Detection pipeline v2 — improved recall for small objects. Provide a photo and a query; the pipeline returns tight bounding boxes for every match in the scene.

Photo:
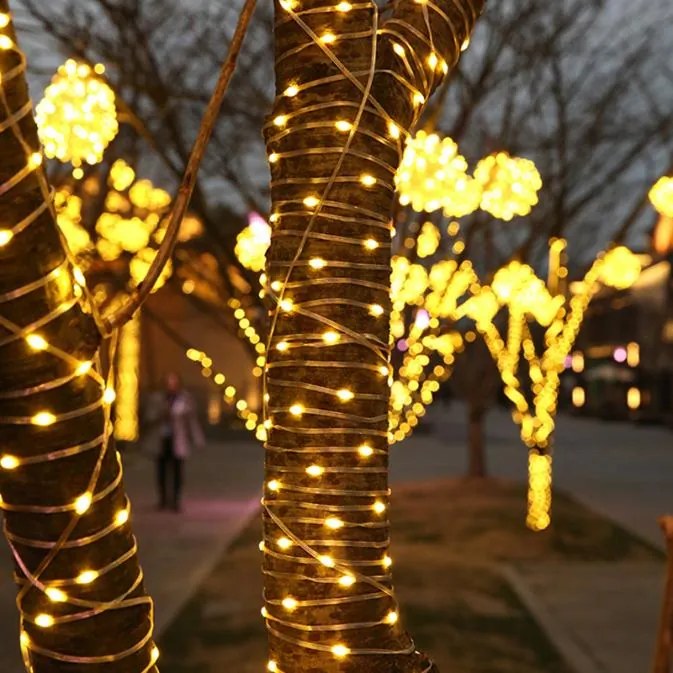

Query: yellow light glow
[282,597,299,611]
[320,32,337,44]
[74,493,92,515]
[36,59,118,167]
[336,388,354,401]
[284,84,299,97]
[364,238,379,250]
[319,554,335,568]
[335,120,353,132]
[45,588,67,603]
[358,444,374,457]
[527,453,552,531]
[360,174,376,187]
[388,121,401,139]
[331,644,351,659]
[0,35,13,50]
[0,229,14,246]
[0,12,9,28]
[268,661,278,673]
[103,387,117,405]
[290,403,305,417]
[76,570,99,585]
[373,501,386,514]
[385,610,399,624]
[325,516,344,529]
[323,331,340,345]
[273,115,288,127]
[0,455,20,470]
[151,646,160,665]
[339,574,356,587]
[627,387,641,410]
[336,0,352,10]
[649,176,673,218]
[382,554,392,568]
[268,480,281,492]
[571,387,585,408]
[306,464,324,477]
[277,536,293,550]
[276,341,290,352]
[32,411,56,427]
[599,246,641,290]
[369,304,385,317]
[309,257,327,269]
[114,312,140,441]
[76,361,93,376]
[115,508,130,526]
[34,614,54,629]
[25,333,48,351]
[279,298,294,313]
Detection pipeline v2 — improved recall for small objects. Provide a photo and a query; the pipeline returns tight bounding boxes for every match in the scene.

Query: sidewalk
[0,437,263,673]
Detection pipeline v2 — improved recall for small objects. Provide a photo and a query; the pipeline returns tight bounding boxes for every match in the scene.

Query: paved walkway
[394,403,672,673]
[0,438,263,673]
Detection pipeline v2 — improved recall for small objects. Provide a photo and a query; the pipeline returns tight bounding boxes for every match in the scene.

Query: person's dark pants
[157,437,183,511]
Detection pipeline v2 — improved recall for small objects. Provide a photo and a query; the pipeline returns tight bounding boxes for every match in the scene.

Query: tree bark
[262,1,485,672]
[466,403,487,479]
[0,6,156,672]
[652,516,673,673]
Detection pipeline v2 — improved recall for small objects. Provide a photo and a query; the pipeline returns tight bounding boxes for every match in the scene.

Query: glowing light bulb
[26,333,48,351]
[259,541,266,552]
[385,610,399,624]
[103,387,116,404]
[76,361,93,376]
[277,536,292,550]
[279,298,294,312]
[268,480,281,492]
[413,91,425,106]
[336,0,352,10]
[382,554,392,568]
[321,32,336,44]
[336,389,354,401]
[273,115,288,127]
[309,257,326,270]
[369,304,385,317]
[268,661,278,673]
[261,606,268,618]
[427,52,439,69]
[0,455,19,470]
[306,464,324,477]
[45,587,67,603]
[28,152,43,169]
[0,35,13,50]
[358,445,374,458]
[332,644,351,659]
[364,238,379,250]
[378,365,389,376]
[0,13,9,28]
[319,554,335,568]
[34,614,54,628]
[339,574,356,587]
[303,195,320,208]
[32,411,56,427]
[0,229,13,246]
[76,570,98,585]
[151,646,160,664]
[325,516,344,530]
[323,331,340,345]
[335,120,353,133]
[393,43,405,57]
[282,596,298,611]
[388,121,401,139]
[115,508,130,526]
[290,403,305,417]
[284,84,299,97]
[74,492,92,515]
[373,500,386,514]
[269,152,280,164]
[360,174,376,187]
[276,341,290,352]
[461,38,471,51]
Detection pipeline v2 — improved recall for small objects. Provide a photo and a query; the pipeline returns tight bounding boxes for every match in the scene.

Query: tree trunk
[467,403,487,479]
[652,516,673,673]
[0,6,156,672]
[262,1,485,672]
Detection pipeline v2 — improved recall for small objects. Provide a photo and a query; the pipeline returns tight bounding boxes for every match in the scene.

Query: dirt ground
[158,478,658,673]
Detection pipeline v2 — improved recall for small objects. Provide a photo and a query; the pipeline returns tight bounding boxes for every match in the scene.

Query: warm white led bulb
[321,32,336,44]
[269,152,280,164]
[388,121,401,139]
[279,298,294,313]
[282,596,298,611]
[382,554,392,568]
[325,516,344,530]
[268,479,281,492]
[103,387,117,404]
[319,554,335,568]
[115,508,130,526]
[338,574,356,587]
[369,304,385,317]
[309,257,326,270]
[0,229,13,246]
[336,389,354,402]
[360,174,376,187]
[358,445,374,458]
[76,361,93,376]
[277,536,292,550]
[276,341,290,352]
[306,464,324,477]
[273,115,288,127]
[32,411,56,427]
[336,1,352,11]
[323,331,340,345]
[34,613,54,628]
[385,610,399,624]
[290,404,305,417]
[331,644,351,658]
[335,120,353,133]
[26,333,48,351]
[268,661,279,673]
[0,455,20,470]
[284,84,299,97]
[364,238,379,250]
[45,587,67,603]
[28,152,43,169]
[74,492,92,515]
[373,500,386,514]
[76,570,99,585]
[303,195,320,208]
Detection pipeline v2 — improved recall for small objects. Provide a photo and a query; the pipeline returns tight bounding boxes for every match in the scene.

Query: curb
[501,565,605,673]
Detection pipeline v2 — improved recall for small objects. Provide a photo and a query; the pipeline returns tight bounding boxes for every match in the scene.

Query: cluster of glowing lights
[235,212,272,272]
[649,176,673,218]
[598,246,642,290]
[527,453,552,531]
[396,131,480,216]
[114,312,140,441]
[35,59,118,167]
[474,152,542,221]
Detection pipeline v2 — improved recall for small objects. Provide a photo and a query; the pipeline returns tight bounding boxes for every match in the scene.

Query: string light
[0,14,158,671]
[649,176,673,218]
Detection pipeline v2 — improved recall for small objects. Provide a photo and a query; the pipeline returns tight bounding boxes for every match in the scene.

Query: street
[0,404,671,672]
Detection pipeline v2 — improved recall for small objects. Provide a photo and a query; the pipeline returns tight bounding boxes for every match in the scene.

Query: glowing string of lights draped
[261,0,484,670]
[0,9,157,671]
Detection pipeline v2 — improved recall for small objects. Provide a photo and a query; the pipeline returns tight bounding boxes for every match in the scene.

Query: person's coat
[144,390,205,459]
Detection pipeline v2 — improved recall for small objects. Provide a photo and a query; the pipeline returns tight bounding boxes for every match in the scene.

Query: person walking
[153,372,204,512]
